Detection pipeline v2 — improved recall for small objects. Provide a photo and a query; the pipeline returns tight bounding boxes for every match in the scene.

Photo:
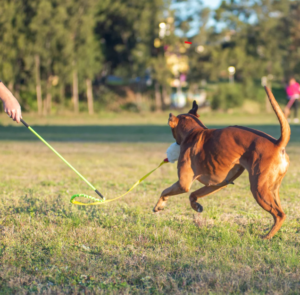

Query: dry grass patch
[0,127,299,293]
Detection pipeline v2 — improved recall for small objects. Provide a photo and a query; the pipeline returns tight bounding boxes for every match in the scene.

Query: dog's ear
[168,113,179,128]
[188,100,199,117]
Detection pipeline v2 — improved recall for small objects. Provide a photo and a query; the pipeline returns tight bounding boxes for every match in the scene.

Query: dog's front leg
[189,185,226,213]
[190,167,245,212]
[153,180,191,212]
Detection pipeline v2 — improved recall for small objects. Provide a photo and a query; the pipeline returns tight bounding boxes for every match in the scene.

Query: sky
[202,0,222,10]
[171,0,223,37]
[202,0,223,31]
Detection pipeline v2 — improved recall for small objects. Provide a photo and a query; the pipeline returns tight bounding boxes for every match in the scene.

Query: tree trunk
[86,78,94,115]
[14,89,20,101]
[8,82,20,101]
[136,91,142,106]
[46,77,52,115]
[8,82,14,91]
[43,98,47,116]
[135,82,142,107]
[35,55,42,115]
[155,82,162,111]
[60,83,65,108]
[266,63,273,113]
[162,85,170,109]
[265,80,272,113]
[265,95,272,113]
[72,67,79,113]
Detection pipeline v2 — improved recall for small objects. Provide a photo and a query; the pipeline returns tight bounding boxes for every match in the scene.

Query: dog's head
[169,101,205,144]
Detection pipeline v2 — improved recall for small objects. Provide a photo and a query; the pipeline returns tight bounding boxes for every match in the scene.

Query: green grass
[0,108,292,126]
[0,112,299,294]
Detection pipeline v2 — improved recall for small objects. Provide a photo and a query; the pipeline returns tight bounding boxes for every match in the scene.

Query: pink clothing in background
[286,82,300,98]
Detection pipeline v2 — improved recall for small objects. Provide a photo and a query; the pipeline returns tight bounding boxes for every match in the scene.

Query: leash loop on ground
[70,160,168,206]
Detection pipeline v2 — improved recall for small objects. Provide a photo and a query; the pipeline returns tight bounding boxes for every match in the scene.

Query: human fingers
[15,108,21,123]
[11,109,16,120]
[6,108,12,117]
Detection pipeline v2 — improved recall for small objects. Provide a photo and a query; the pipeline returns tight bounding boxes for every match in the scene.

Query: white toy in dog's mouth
[165,142,180,163]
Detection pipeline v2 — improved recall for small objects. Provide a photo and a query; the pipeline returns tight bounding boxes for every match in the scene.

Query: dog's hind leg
[250,175,286,239]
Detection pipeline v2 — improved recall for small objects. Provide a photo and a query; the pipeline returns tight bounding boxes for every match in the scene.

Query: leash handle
[21,119,29,128]
[20,119,104,199]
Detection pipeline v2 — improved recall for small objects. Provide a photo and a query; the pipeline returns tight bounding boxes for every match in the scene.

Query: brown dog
[154,87,290,239]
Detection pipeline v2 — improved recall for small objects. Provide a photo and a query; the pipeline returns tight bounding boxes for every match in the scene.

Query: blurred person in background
[285,77,300,123]
[0,80,22,123]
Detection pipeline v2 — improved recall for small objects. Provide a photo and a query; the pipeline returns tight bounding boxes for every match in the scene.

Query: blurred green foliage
[0,0,300,112]
[211,83,243,110]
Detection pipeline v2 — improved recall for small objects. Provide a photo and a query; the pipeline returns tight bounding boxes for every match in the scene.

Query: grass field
[0,111,299,294]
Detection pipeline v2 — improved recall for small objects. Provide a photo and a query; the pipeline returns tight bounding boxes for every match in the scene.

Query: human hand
[3,96,22,123]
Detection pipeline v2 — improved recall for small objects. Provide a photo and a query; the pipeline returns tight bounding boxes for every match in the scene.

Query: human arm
[0,81,22,123]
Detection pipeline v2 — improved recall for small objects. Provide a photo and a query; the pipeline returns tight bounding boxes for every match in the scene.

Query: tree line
[0,0,170,114]
[0,0,299,114]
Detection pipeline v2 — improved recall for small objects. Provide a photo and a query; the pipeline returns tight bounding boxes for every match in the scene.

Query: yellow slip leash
[19,118,168,206]
[70,160,168,206]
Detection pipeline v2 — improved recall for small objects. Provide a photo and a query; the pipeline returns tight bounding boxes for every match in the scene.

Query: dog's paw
[261,234,272,240]
[196,203,203,213]
[153,206,164,213]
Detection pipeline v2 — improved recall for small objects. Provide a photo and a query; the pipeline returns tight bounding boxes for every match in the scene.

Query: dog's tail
[264,86,291,148]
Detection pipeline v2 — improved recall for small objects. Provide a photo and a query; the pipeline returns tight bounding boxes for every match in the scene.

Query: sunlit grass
[0,109,293,126]
[0,116,299,293]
